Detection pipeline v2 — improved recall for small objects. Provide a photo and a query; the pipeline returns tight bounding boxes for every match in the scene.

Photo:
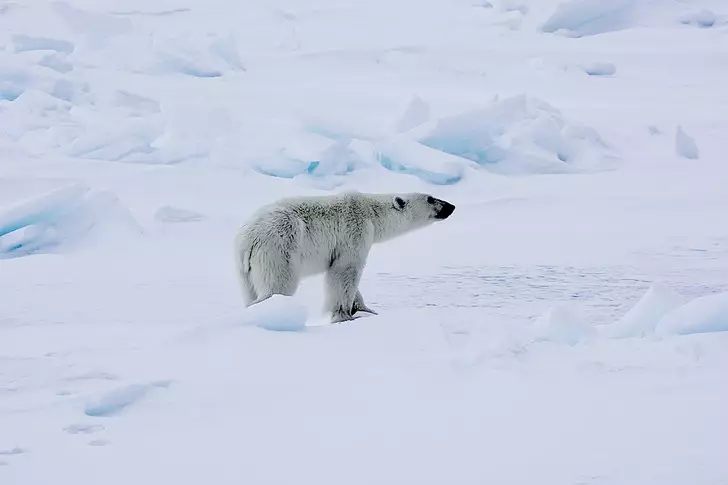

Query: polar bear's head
[373,192,455,242]
[392,193,455,221]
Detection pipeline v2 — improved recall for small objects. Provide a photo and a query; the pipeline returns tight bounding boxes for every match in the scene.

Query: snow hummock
[657,292,728,336]
[680,9,717,28]
[417,94,613,174]
[604,283,685,339]
[675,125,699,159]
[242,295,309,332]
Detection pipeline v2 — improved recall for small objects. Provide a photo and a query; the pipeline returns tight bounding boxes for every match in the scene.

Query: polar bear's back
[241,193,378,277]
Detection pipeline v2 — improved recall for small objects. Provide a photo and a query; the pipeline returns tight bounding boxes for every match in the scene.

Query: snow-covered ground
[2,0,728,483]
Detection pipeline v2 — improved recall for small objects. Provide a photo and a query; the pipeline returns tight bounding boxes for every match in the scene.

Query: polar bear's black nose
[435,201,455,220]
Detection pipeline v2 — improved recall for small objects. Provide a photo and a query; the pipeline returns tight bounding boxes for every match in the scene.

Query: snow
[2,0,728,483]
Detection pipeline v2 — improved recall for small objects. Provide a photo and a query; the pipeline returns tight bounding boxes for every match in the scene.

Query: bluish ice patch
[378,154,462,185]
[0,185,141,259]
[420,136,507,166]
[540,0,636,37]
[0,186,86,238]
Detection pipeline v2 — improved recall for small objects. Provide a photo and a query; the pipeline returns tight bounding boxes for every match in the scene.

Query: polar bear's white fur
[234,191,455,322]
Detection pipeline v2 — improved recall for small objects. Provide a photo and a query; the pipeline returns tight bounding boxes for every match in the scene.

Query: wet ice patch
[243,295,308,332]
[657,292,728,336]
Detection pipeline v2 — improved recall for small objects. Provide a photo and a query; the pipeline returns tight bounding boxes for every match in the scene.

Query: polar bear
[234,191,455,323]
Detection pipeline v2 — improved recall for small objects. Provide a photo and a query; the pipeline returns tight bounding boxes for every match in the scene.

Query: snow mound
[604,283,685,339]
[675,125,699,159]
[679,9,716,28]
[252,132,375,179]
[0,184,142,258]
[531,304,594,346]
[417,94,613,174]
[541,0,636,37]
[243,295,308,332]
[581,62,616,77]
[656,292,728,336]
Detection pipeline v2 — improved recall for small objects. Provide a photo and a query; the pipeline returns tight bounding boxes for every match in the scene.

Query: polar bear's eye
[393,196,406,210]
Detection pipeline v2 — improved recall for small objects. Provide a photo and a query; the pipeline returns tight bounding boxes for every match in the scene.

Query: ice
[675,125,699,159]
[656,292,728,336]
[417,94,612,174]
[242,295,309,332]
[0,184,141,258]
[376,139,468,185]
[541,0,635,37]
[604,283,686,339]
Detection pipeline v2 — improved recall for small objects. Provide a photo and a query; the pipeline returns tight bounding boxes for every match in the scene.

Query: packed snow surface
[2,0,728,484]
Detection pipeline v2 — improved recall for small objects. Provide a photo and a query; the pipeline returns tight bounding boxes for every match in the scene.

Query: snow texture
[1,0,728,483]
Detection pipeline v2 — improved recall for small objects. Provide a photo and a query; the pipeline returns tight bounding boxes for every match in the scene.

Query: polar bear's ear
[393,196,406,210]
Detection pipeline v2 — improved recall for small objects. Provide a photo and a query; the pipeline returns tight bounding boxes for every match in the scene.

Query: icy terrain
[2,0,728,484]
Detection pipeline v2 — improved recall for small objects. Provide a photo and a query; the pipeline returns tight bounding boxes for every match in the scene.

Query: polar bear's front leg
[352,289,377,316]
[325,263,364,323]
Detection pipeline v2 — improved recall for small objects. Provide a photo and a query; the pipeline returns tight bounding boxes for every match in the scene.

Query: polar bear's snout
[432,198,455,220]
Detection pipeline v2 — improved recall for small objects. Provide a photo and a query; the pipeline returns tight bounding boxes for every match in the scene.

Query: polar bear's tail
[234,230,257,306]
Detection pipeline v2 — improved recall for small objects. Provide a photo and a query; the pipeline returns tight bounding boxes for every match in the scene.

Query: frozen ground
[1,0,728,484]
